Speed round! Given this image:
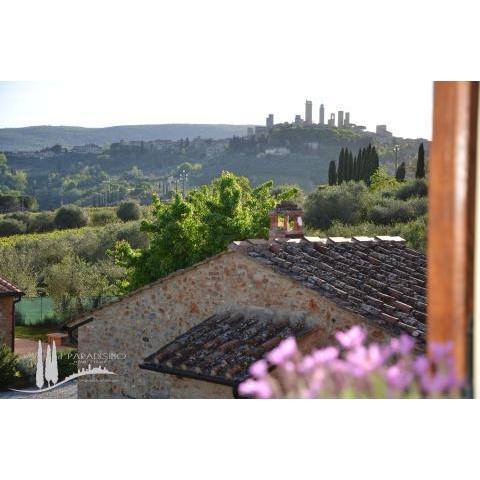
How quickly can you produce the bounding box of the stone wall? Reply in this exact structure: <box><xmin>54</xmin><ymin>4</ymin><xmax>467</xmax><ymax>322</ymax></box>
<box><xmin>77</xmin><ymin>250</ymin><xmax>392</xmax><ymax>399</ymax></box>
<box><xmin>0</xmin><ymin>296</ymin><xmax>14</xmax><ymax>350</ymax></box>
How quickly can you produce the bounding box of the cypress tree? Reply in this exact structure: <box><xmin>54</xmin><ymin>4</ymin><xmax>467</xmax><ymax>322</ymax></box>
<box><xmin>347</xmin><ymin>150</ymin><xmax>354</xmax><ymax>182</ymax></box>
<box><xmin>396</xmin><ymin>161</ymin><xmax>406</xmax><ymax>182</ymax></box>
<box><xmin>337</xmin><ymin>148</ymin><xmax>345</xmax><ymax>184</ymax></box>
<box><xmin>328</xmin><ymin>160</ymin><xmax>337</xmax><ymax>185</ymax></box>
<box><xmin>359</xmin><ymin>147</ymin><xmax>366</xmax><ymax>182</ymax></box>
<box><xmin>416</xmin><ymin>143</ymin><xmax>426</xmax><ymax>178</ymax></box>
<box><xmin>342</xmin><ymin>148</ymin><xmax>349</xmax><ymax>182</ymax></box>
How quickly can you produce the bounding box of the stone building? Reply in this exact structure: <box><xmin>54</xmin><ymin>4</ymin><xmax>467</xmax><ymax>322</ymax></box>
<box><xmin>66</xmin><ymin>204</ymin><xmax>427</xmax><ymax>399</ymax></box>
<box><xmin>0</xmin><ymin>277</ymin><xmax>23</xmax><ymax>351</ymax></box>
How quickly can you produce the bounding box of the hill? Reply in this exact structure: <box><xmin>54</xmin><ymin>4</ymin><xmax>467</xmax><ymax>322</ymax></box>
<box><xmin>0</xmin><ymin>124</ymin><xmax>253</xmax><ymax>151</ymax></box>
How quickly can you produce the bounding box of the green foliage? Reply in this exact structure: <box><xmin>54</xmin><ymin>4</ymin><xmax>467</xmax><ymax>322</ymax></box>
<box><xmin>54</xmin><ymin>205</ymin><xmax>89</xmax><ymax>229</ymax></box>
<box><xmin>303</xmin><ymin>182</ymin><xmax>367</xmax><ymax>229</ymax></box>
<box><xmin>16</xmin><ymin>353</ymin><xmax>37</xmax><ymax>384</ymax></box>
<box><xmin>331</xmin><ymin>143</ymin><xmax>380</xmax><ymax>186</ymax></box>
<box><xmin>270</xmin><ymin>184</ymin><xmax>304</xmax><ymax>206</ymax></box>
<box><xmin>395</xmin><ymin>162</ymin><xmax>406</xmax><ymax>182</ymax></box>
<box><xmin>0</xmin><ymin>221</ymin><xmax>147</xmax><ymax>301</ymax></box>
<box><xmin>111</xmin><ymin>171</ymin><xmax>293</xmax><ymax>290</ymax></box>
<box><xmin>367</xmin><ymin>197</ymin><xmax>427</xmax><ymax>225</ymax></box>
<box><xmin>26</xmin><ymin>211</ymin><xmax>55</xmax><ymax>233</ymax></box>
<box><xmin>416</xmin><ymin>143</ymin><xmax>426</xmax><ymax>178</ymax></box>
<box><xmin>57</xmin><ymin>349</ymin><xmax>78</xmax><ymax>379</ymax></box>
<box><xmin>395</xmin><ymin>178</ymin><xmax>428</xmax><ymax>200</ymax></box>
<box><xmin>328</xmin><ymin>160</ymin><xmax>337</xmax><ymax>186</ymax></box>
<box><xmin>309</xmin><ymin>215</ymin><xmax>427</xmax><ymax>253</ymax></box>
<box><xmin>91</xmin><ymin>209</ymin><xmax>117</xmax><ymax>226</ymax></box>
<box><xmin>0</xmin><ymin>344</ymin><xmax>18</xmax><ymax>390</ymax></box>
<box><xmin>117</xmin><ymin>200</ymin><xmax>142</xmax><ymax>222</ymax></box>
<box><xmin>0</xmin><ymin>218</ymin><xmax>26</xmax><ymax>236</ymax></box>
<box><xmin>44</xmin><ymin>255</ymin><xmax>122</xmax><ymax>318</ymax></box>
<box><xmin>0</xmin><ymin>152</ymin><xmax>28</xmax><ymax>194</ymax></box>
<box><xmin>369</xmin><ymin>167</ymin><xmax>398</xmax><ymax>192</ymax></box>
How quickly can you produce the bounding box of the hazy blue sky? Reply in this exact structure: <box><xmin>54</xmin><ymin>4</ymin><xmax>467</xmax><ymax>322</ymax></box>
<box><xmin>0</xmin><ymin>80</ymin><xmax>433</xmax><ymax>139</ymax></box>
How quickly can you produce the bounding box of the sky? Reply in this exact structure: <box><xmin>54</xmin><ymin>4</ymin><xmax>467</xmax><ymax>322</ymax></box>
<box><xmin>1</xmin><ymin>0</ymin><xmax>454</xmax><ymax>140</ymax></box>
<box><xmin>0</xmin><ymin>80</ymin><xmax>433</xmax><ymax>139</ymax></box>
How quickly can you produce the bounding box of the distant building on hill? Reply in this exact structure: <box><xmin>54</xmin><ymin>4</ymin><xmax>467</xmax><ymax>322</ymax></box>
<box><xmin>319</xmin><ymin>104</ymin><xmax>325</xmax><ymax>125</ymax></box>
<box><xmin>345</xmin><ymin>112</ymin><xmax>351</xmax><ymax>127</ymax></box>
<box><xmin>266</xmin><ymin>114</ymin><xmax>274</xmax><ymax>129</ymax></box>
<box><xmin>376</xmin><ymin>124</ymin><xmax>393</xmax><ymax>137</ymax></box>
<box><xmin>294</xmin><ymin>115</ymin><xmax>303</xmax><ymax>126</ymax></box>
<box><xmin>305</xmin><ymin>100</ymin><xmax>313</xmax><ymax>125</ymax></box>
<box><xmin>71</xmin><ymin>144</ymin><xmax>102</xmax><ymax>154</ymax></box>
<box><xmin>338</xmin><ymin>111</ymin><xmax>344</xmax><ymax>128</ymax></box>
<box><xmin>328</xmin><ymin>113</ymin><xmax>336</xmax><ymax>127</ymax></box>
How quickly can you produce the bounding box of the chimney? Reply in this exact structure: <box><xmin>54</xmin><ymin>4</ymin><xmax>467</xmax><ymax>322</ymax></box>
<box><xmin>268</xmin><ymin>201</ymin><xmax>304</xmax><ymax>241</ymax></box>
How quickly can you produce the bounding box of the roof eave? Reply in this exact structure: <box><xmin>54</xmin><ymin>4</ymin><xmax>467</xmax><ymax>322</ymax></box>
<box><xmin>139</xmin><ymin>362</ymin><xmax>237</xmax><ymax>388</ymax></box>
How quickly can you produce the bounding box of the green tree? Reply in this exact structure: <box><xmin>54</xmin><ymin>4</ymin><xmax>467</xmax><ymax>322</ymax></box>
<box><xmin>337</xmin><ymin>148</ymin><xmax>345</xmax><ymax>184</ymax></box>
<box><xmin>110</xmin><ymin>171</ymin><xmax>296</xmax><ymax>290</ymax></box>
<box><xmin>416</xmin><ymin>143</ymin><xmax>426</xmax><ymax>179</ymax></box>
<box><xmin>328</xmin><ymin>160</ymin><xmax>337</xmax><ymax>185</ymax></box>
<box><xmin>45</xmin><ymin>255</ymin><xmax>118</xmax><ymax>318</ymax></box>
<box><xmin>54</xmin><ymin>205</ymin><xmax>89</xmax><ymax>229</ymax></box>
<box><xmin>395</xmin><ymin>162</ymin><xmax>406</xmax><ymax>182</ymax></box>
<box><xmin>370</xmin><ymin>167</ymin><xmax>398</xmax><ymax>192</ymax></box>
<box><xmin>117</xmin><ymin>201</ymin><xmax>142</xmax><ymax>222</ymax></box>
<box><xmin>0</xmin><ymin>219</ymin><xmax>26</xmax><ymax>236</ymax></box>
<box><xmin>0</xmin><ymin>344</ymin><xmax>18</xmax><ymax>389</ymax></box>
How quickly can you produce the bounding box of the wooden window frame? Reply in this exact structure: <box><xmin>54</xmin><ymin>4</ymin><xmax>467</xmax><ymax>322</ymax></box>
<box><xmin>427</xmin><ymin>81</ymin><xmax>478</xmax><ymax>388</ymax></box>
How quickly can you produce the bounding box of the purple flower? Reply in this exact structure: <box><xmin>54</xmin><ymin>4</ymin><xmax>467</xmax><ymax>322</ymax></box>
<box><xmin>266</xmin><ymin>337</ymin><xmax>298</xmax><ymax>365</ymax></box>
<box><xmin>312</xmin><ymin>346</ymin><xmax>339</xmax><ymax>364</ymax></box>
<box><xmin>298</xmin><ymin>355</ymin><xmax>316</xmax><ymax>374</ymax></box>
<box><xmin>430</xmin><ymin>342</ymin><xmax>454</xmax><ymax>362</ymax></box>
<box><xmin>413</xmin><ymin>355</ymin><xmax>429</xmax><ymax>375</ymax></box>
<box><xmin>335</xmin><ymin>326</ymin><xmax>366</xmax><ymax>349</ymax></box>
<box><xmin>385</xmin><ymin>364</ymin><xmax>413</xmax><ymax>391</ymax></box>
<box><xmin>249</xmin><ymin>359</ymin><xmax>268</xmax><ymax>378</ymax></box>
<box><xmin>390</xmin><ymin>334</ymin><xmax>416</xmax><ymax>355</ymax></box>
<box><xmin>238</xmin><ymin>379</ymin><xmax>273</xmax><ymax>399</ymax></box>
<box><xmin>345</xmin><ymin>344</ymin><xmax>384</xmax><ymax>376</ymax></box>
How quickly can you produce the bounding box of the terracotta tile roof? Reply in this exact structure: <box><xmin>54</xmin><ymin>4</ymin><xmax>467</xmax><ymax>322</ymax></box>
<box><xmin>231</xmin><ymin>236</ymin><xmax>427</xmax><ymax>343</ymax></box>
<box><xmin>0</xmin><ymin>276</ymin><xmax>23</xmax><ymax>296</ymax></box>
<box><xmin>141</xmin><ymin>308</ymin><xmax>314</xmax><ymax>386</ymax></box>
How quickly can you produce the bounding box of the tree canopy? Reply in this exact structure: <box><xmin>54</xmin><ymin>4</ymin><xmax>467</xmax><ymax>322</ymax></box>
<box><xmin>110</xmin><ymin>171</ymin><xmax>297</xmax><ymax>291</ymax></box>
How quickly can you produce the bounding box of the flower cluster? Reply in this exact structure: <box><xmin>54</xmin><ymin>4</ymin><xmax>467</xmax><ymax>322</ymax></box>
<box><xmin>238</xmin><ymin>326</ymin><xmax>462</xmax><ymax>399</ymax></box>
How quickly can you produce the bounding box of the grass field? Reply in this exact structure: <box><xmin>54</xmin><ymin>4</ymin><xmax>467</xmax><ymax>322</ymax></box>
<box><xmin>15</xmin><ymin>326</ymin><xmax>56</xmax><ymax>341</ymax></box>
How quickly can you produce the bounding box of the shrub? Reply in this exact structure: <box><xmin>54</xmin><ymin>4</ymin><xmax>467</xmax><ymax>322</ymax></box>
<box><xmin>0</xmin><ymin>218</ymin><xmax>26</xmax><ymax>236</ymax></box>
<box><xmin>407</xmin><ymin>196</ymin><xmax>428</xmax><ymax>217</ymax></box>
<box><xmin>0</xmin><ymin>344</ymin><xmax>18</xmax><ymax>390</ymax></box>
<box><xmin>54</xmin><ymin>205</ymin><xmax>89</xmax><ymax>229</ymax></box>
<box><xmin>395</xmin><ymin>179</ymin><xmax>428</xmax><ymax>200</ymax></box>
<box><xmin>366</xmin><ymin>196</ymin><xmax>426</xmax><ymax>226</ymax></box>
<box><xmin>304</xmin><ymin>182</ymin><xmax>367</xmax><ymax>229</ymax></box>
<box><xmin>116</xmin><ymin>201</ymin><xmax>142</xmax><ymax>222</ymax></box>
<box><xmin>27</xmin><ymin>212</ymin><xmax>55</xmax><ymax>233</ymax></box>
<box><xmin>5</xmin><ymin>212</ymin><xmax>32</xmax><ymax>224</ymax></box>
<box><xmin>56</xmin><ymin>348</ymin><xmax>78</xmax><ymax>379</ymax></box>
<box><xmin>16</xmin><ymin>353</ymin><xmax>36</xmax><ymax>384</ymax></box>
<box><xmin>368</xmin><ymin>200</ymin><xmax>413</xmax><ymax>225</ymax></box>
<box><xmin>91</xmin><ymin>209</ymin><xmax>117</xmax><ymax>226</ymax></box>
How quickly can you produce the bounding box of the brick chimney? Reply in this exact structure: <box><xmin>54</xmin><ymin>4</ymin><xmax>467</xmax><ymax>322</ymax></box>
<box><xmin>268</xmin><ymin>201</ymin><xmax>304</xmax><ymax>241</ymax></box>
